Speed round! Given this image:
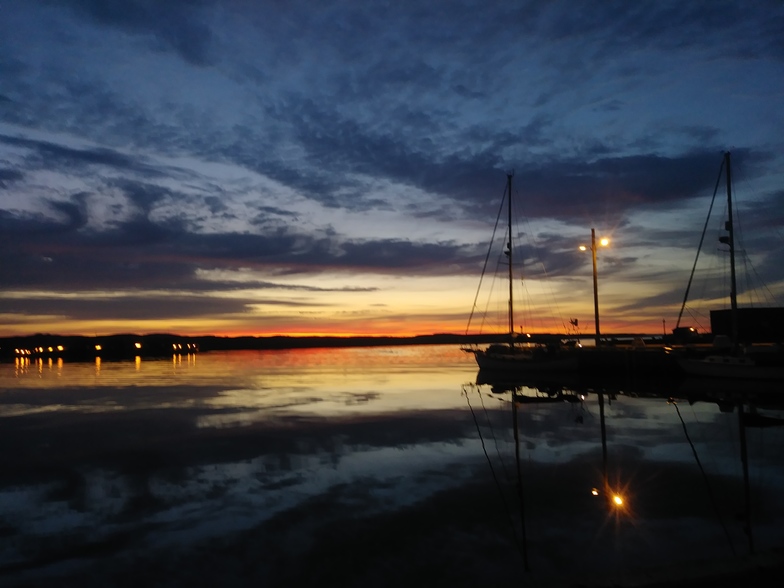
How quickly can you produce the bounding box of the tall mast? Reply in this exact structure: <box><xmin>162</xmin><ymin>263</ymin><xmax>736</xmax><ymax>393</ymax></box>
<box><xmin>725</xmin><ymin>151</ymin><xmax>739</xmax><ymax>347</ymax></box>
<box><xmin>506</xmin><ymin>173</ymin><xmax>514</xmax><ymax>342</ymax></box>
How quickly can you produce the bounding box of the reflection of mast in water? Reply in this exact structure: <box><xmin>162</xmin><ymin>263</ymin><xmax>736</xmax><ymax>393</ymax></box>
<box><xmin>737</xmin><ymin>401</ymin><xmax>753</xmax><ymax>554</ymax></box>
<box><xmin>465</xmin><ymin>377</ymin><xmax>585</xmax><ymax>573</ymax></box>
<box><xmin>669</xmin><ymin>396</ymin><xmax>736</xmax><ymax>555</ymax></box>
<box><xmin>462</xmin><ymin>381</ymin><xmax>531</xmax><ymax>571</ymax></box>
<box><xmin>672</xmin><ymin>390</ymin><xmax>784</xmax><ymax>556</ymax></box>
<box><xmin>510</xmin><ymin>385</ymin><xmax>530</xmax><ymax>572</ymax></box>
<box><xmin>736</xmin><ymin>398</ymin><xmax>784</xmax><ymax>554</ymax></box>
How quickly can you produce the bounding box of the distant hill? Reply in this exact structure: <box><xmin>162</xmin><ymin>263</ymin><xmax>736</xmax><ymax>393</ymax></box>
<box><xmin>0</xmin><ymin>332</ymin><xmax>509</xmax><ymax>362</ymax></box>
<box><xmin>1</xmin><ymin>331</ymin><xmax>669</xmax><ymax>362</ymax></box>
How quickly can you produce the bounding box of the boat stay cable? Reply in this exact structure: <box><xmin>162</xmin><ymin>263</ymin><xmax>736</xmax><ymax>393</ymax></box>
<box><xmin>466</xmin><ymin>183</ymin><xmax>509</xmax><ymax>336</ymax></box>
<box><xmin>675</xmin><ymin>158</ymin><xmax>725</xmax><ymax>330</ymax></box>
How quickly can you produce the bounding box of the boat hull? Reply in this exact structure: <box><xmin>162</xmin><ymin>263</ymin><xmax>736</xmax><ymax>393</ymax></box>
<box><xmin>473</xmin><ymin>348</ymin><xmax>579</xmax><ymax>373</ymax></box>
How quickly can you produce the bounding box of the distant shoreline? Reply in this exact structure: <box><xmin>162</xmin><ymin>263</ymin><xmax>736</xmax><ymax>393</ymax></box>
<box><xmin>0</xmin><ymin>331</ymin><xmax>670</xmax><ymax>362</ymax></box>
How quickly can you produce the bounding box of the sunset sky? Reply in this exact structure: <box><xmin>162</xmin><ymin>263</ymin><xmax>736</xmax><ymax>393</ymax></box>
<box><xmin>1</xmin><ymin>0</ymin><xmax>783</xmax><ymax>337</ymax></box>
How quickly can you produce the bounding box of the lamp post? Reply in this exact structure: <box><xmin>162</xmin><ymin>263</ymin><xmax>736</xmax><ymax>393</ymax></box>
<box><xmin>591</xmin><ymin>229</ymin><xmax>601</xmax><ymax>347</ymax></box>
<box><xmin>579</xmin><ymin>229</ymin><xmax>609</xmax><ymax>347</ymax></box>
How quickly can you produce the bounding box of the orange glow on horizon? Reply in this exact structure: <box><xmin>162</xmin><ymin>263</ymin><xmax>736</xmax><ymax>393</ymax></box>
<box><xmin>0</xmin><ymin>307</ymin><xmax>680</xmax><ymax>339</ymax></box>
<box><xmin>0</xmin><ymin>317</ymin><xmax>679</xmax><ymax>339</ymax></box>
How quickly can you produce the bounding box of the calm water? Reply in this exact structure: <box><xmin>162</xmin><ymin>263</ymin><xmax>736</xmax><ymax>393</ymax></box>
<box><xmin>1</xmin><ymin>345</ymin><xmax>782</xmax><ymax>586</ymax></box>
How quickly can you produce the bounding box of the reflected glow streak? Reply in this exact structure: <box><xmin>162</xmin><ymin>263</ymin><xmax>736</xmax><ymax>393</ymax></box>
<box><xmin>1</xmin><ymin>346</ymin><xmax>478</xmax><ymax>420</ymax></box>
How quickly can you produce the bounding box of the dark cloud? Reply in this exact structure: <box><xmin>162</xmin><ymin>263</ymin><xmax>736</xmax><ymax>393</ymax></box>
<box><xmin>53</xmin><ymin>0</ymin><xmax>214</xmax><ymax>66</ymax></box>
<box><xmin>0</xmin><ymin>134</ymin><xmax>164</xmax><ymax>178</ymax></box>
<box><xmin>535</xmin><ymin>1</ymin><xmax>784</xmax><ymax>63</ymax></box>
<box><xmin>2</xmin><ymin>294</ymin><xmax>253</xmax><ymax>322</ymax></box>
<box><xmin>48</xmin><ymin>193</ymin><xmax>90</xmax><ymax>229</ymax></box>
<box><xmin>512</xmin><ymin>149</ymin><xmax>762</xmax><ymax>222</ymax></box>
<box><xmin>0</xmin><ymin>167</ymin><xmax>24</xmax><ymax>188</ymax></box>
<box><xmin>0</xmin><ymin>197</ymin><xmax>477</xmax><ymax>294</ymax></box>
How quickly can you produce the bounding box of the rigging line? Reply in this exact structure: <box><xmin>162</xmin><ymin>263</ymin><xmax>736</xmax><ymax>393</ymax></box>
<box><xmin>466</xmin><ymin>183</ymin><xmax>509</xmax><ymax>335</ymax></box>
<box><xmin>462</xmin><ymin>385</ymin><xmax>525</xmax><ymax>559</ymax></box>
<box><xmin>745</xmin><ymin>250</ymin><xmax>780</xmax><ymax>306</ymax></box>
<box><xmin>478</xmin><ymin>387</ymin><xmax>512</xmax><ymax>481</ymax></box>
<box><xmin>538</xmin><ymin>261</ymin><xmax>570</xmax><ymax>334</ymax></box>
<box><xmin>514</xmin><ymin>185</ymin><xmax>569</xmax><ymax>336</ymax></box>
<box><xmin>670</xmin><ymin>399</ymin><xmax>737</xmax><ymax>556</ymax></box>
<box><xmin>729</xmin><ymin>173</ymin><xmax>764</xmax><ymax>303</ymax></box>
<box><xmin>730</xmin><ymin>188</ymin><xmax>755</xmax><ymax>305</ymax></box>
<box><xmin>683</xmin><ymin>306</ymin><xmax>709</xmax><ymax>333</ymax></box>
<box><xmin>676</xmin><ymin>158</ymin><xmax>725</xmax><ymax>329</ymax></box>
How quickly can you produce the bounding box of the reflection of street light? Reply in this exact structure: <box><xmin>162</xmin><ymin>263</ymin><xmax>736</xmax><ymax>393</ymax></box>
<box><xmin>579</xmin><ymin>229</ymin><xmax>609</xmax><ymax>347</ymax></box>
<box><xmin>581</xmin><ymin>230</ymin><xmax>612</xmax><ymax>507</ymax></box>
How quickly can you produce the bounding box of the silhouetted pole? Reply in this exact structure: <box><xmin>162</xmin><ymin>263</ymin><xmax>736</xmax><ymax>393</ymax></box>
<box><xmin>724</xmin><ymin>152</ymin><xmax>739</xmax><ymax>350</ymax></box>
<box><xmin>591</xmin><ymin>228</ymin><xmax>601</xmax><ymax>347</ymax></box>
<box><xmin>506</xmin><ymin>173</ymin><xmax>515</xmax><ymax>343</ymax></box>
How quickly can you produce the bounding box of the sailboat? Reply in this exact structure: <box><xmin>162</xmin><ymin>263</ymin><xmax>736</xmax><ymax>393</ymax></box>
<box><xmin>676</xmin><ymin>152</ymin><xmax>784</xmax><ymax>380</ymax></box>
<box><xmin>468</xmin><ymin>173</ymin><xmax>579</xmax><ymax>374</ymax></box>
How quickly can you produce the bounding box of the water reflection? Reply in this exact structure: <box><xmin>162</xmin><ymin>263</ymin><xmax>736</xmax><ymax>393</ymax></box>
<box><xmin>0</xmin><ymin>347</ymin><xmax>782</xmax><ymax>586</ymax></box>
<box><xmin>477</xmin><ymin>372</ymin><xmax>784</xmax><ymax>572</ymax></box>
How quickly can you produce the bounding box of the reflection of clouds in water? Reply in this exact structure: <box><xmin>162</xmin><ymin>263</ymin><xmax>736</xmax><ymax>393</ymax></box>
<box><xmin>343</xmin><ymin>391</ymin><xmax>379</xmax><ymax>405</ymax></box>
<box><xmin>196</xmin><ymin>387</ymin><xmax>381</xmax><ymax>423</ymax></box>
<box><xmin>0</xmin><ymin>436</ymin><xmax>485</xmax><ymax>569</ymax></box>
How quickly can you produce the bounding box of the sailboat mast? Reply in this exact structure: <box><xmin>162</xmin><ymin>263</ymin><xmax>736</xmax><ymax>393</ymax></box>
<box><xmin>725</xmin><ymin>151</ymin><xmax>739</xmax><ymax>347</ymax></box>
<box><xmin>506</xmin><ymin>173</ymin><xmax>514</xmax><ymax>342</ymax></box>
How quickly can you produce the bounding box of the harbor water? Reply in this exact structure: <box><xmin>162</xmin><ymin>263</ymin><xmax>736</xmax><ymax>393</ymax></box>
<box><xmin>1</xmin><ymin>345</ymin><xmax>782</xmax><ymax>586</ymax></box>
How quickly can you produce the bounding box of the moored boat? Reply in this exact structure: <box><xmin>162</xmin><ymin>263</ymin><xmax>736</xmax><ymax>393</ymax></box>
<box><xmin>675</xmin><ymin>152</ymin><xmax>784</xmax><ymax>380</ymax></box>
<box><xmin>465</xmin><ymin>173</ymin><xmax>578</xmax><ymax>374</ymax></box>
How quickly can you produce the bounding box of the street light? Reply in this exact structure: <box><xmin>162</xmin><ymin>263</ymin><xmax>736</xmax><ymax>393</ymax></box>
<box><xmin>579</xmin><ymin>229</ymin><xmax>609</xmax><ymax>347</ymax></box>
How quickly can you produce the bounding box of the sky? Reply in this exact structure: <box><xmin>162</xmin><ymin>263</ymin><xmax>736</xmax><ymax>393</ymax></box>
<box><xmin>1</xmin><ymin>0</ymin><xmax>783</xmax><ymax>338</ymax></box>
